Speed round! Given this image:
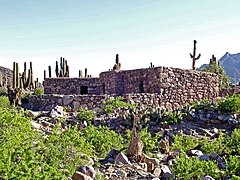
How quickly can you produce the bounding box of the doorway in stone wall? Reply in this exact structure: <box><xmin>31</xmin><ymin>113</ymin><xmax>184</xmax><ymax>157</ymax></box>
<box><xmin>139</xmin><ymin>81</ymin><xmax>144</xmax><ymax>93</ymax></box>
<box><xmin>80</xmin><ymin>86</ymin><xmax>88</xmax><ymax>94</ymax></box>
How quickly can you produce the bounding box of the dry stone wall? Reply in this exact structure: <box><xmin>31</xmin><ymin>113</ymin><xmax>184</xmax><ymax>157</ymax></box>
<box><xmin>27</xmin><ymin>94</ymin><xmax>108</xmax><ymax>111</ymax></box>
<box><xmin>37</xmin><ymin>66</ymin><xmax>220</xmax><ymax>111</ymax></box>
<box><xmin>44</xmin><ymin>77</ymin><xmax>101</xmax><ymax>95</ymax></box>
<box><xmin>100</xmin><ymin>66</ymin><xmax>219</xmax><ymax>100</ymax></box>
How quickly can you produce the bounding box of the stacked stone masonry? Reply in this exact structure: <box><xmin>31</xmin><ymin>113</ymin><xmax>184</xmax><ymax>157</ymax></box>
<box><xmin>33</xmin><ymin>66</ymin><xmax>220</xmax><ymax>110</ymax></box>
<box><xmin>44</xmin><ymin>77</ymin><xmax>101</xmax><ymax>95</ymax></box>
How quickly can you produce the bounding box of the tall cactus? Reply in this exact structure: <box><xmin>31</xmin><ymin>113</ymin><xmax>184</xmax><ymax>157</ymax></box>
<box><xmin>44</xmin><ymin>70</ymin><xmax>46</xmax><ymax>80</ymax></box>
<box><xmin>13</xmin><ymin>62</ymin><xmax>16</xmax><ymax>88</ymax></box>
<box><xmin>28</xmin><ymin>62</ymin><xmax>35</xmax><ymax>89</ymax></box>
<box><xmin>55</xmin><ymin>61</ymin><xmax>59</xmax><ymax>77</ymax></box>
<box><xmin>85</xmin><ymin>68</ymin><xmax>87</xmax><ymax>78</ymax></box>
<box><xmin>48</xmin><ymin>66</ymin><xmax>51</xmax><ymax>78</ymax></box>
<box><xmin>16</xmin><ymin>63</ymin><xmax>19</xmax><ymax>88</ymax></box>
<box><xmin>53</xmin><ymin>57</ymin><xmax>70</xmax><ymax>77</ymax></box>
<box><xmin>190</xmin><ymin>40</ymin><xmax>201</xmax><ymax>70</ymax></box>
<box><xmin>22</xmin><ymin>62</ymin><xmax>27</xmax><ymax>88</ymax></box>
<box><xmin>79</xmin><ymin>70</ymin><xmax>83</xmax><ymax>78</ymax></box>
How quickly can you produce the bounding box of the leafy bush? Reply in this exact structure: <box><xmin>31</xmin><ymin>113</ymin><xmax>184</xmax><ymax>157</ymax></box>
<box><xmin>76</xmin><ymin>107</ymin><xmax>95</xmax><ymax>125</ymax></box>
<box><xmin>103</xmin><ymin>96</ymin><xmax>135</xmax><ymax>114</ymax></box>
<box><xmin>173</xmin><ymin>154</ymin><xmax>221</xmax><ymax>179</ymax></box>
<box><xmin>224</xmin><ymin>128</ymin><xmax>240</xmax><ymax>155</ymax></box>
<box><xmin>81</xmin><ymin>125</ymin><xmax>124</xmax><ymax>157</ymax></box>
<box><xmin>0</xmin><ymin>87</ymin><xmax>7</xmax><ymax>96</ymax></box>
<box><xmin>33</xmin><ymin>88</ymin><xmax>44</xmax><ymax>95</ymax></box>
<box><xmin>163</xmin><ymin>110</ymin><xmax>184</xmax><ymax>125</ymax></box>
<box><xmin>171</xmin><ymin>134</ymin><xmax>199</xmax><ymax>153</ymax></box>
<box><xmin>0</xmin><ymin>108</ymin><xmax>95</xmax><ymax>179</ymax></box>
<box><xmin>0</xmin><ymin>96</ymin><xmax>10</xmax><ymax>108</ymax></box>
<box><xmin>225</xmin><ymin>155</ymin><xmax>240</xmax><ymax>176</ymax></box>
<box><xmin>218</xmin><ymin>94</ymin><xmax>240</xmax><ymax>113</ymax></box>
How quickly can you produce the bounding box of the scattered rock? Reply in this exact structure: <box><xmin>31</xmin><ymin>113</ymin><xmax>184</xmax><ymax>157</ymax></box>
<box><xmin>153</xmin><ymin>167</ymin><xmax>161</xmax><ymax>177</ymax></box>
<box><xmin>188</xmin><ymin>150</ymin><xmax>204</xmax><ymax>157</ymax></box>
<box><xmin>31</xmin><ymin>121</ymin><xmax>41</xmax><ymax>129</ymax></box>
<box><xmin>63</xmin><ymin>95</ymin><xmax>74</xmax><ymax>106</ymax></box>
<box><xmin>72</xmin><ymin>171</ymin><xmax>93</xmax><ymax>180</ymax></box>
<box><xmin>159</xmin><ymin>139</ymin><xmax>170</xmax><ymax>153</ymax></box>
<box><xmin>199</xmin><ymin>154</ymin><xmax>210</xmax><ymax>161</ymax></box>
<box><xmin>49</xmin><ymin>105</ymin><xmax>64</xmax><ymax>118</ymax></box>
<box><xmin>161</xmin><ymin>165</ymin><xmax>172</xmax><ymax>179</ymax></box>
<box><xmin>114</xmin><ymin>152</ymin><xmax>130</xmax><ymax>165</ymax></box>
<box><xmin>28</xmin><ymin>110</ymin><xmax>41</xmax><ymax>118</ymax></box>
<box><xmin>202</xmin><ymin>176</ymin><xmax>215</xmax><ymax>180</ymax></box>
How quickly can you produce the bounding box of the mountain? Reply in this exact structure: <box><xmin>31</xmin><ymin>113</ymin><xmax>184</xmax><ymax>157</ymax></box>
<box><xmin>198</xmin><ymin>52</ymin><xmax>240</xmax><ymax>84</ymax></box>
<box><xmin>219</xmin><ymin>52</ymin><xmax>240</xmax><ymax>84</ymax></box>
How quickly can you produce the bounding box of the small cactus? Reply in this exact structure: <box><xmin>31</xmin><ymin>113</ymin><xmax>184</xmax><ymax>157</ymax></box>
<box><xmin>190</xmin><ymin>40</ymin><xmax>201</xmax><ymax>70</ymax></box>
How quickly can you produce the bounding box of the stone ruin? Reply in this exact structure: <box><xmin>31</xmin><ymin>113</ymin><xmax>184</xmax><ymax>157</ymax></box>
<box><xmin>28</xmin><ymin>56</ymin><xmax>220</xmax><ymax>111</ymax></box>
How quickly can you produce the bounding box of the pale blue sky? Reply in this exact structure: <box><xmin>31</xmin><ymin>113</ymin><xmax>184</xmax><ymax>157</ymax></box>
<box><xmin>0</xmin><ymin>0</ymin><xmax>240</xmax><ymax>81</ymax></box>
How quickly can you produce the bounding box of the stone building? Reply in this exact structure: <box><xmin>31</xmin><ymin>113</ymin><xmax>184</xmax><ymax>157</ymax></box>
<box><xmin>42</xmin><ymin>66</ymin><xmax>219</xmax><ymax>109</ymax></box>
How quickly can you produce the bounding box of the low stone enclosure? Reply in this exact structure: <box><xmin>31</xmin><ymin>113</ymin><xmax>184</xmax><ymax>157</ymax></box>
<box><xmin>27</xmin><ymin>66</ymin><xmax>220</xmax><ymax>111</ymax></box>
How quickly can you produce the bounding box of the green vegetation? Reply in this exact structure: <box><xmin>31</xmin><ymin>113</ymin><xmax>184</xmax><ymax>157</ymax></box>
<box><xmin>199</xmin><ymin>55</ymin><xmax>230</xmax><ymax>88</ymax></box>
<box><xmin>76</xmin><ymin>107</ymin><xmax>95</xmax><ymax>125</ymax></box>
<box><xmin>81</xmin><ymin>125</ymin><xmax>124</xmax><ymax>157</ymax></box>
<box><xmin>33</xmin><ymin>88</ymin><xmax>44</xmax><ymax>95</ymax></box>
<box><xmin>0</xmin><ymin>87</ymin><xmax>7</xmax><ymax>96</ymax></box>
<box><xmin>173</xmin><ymin>154</ymin><xmax>221</xmax><ymax>180</ymax></box>
<box><xmin>0</xmin><ymin>108</ymin><xmax>124</xmax><ymax>179</ymax></box>
<box><xmin>218</xmin><ymin>94</ymin><xmax>240</xmax><ymax>113</ymax></box>
<box><xmin>103</xmin><ymin>96</ymin><xmax>135</xmax><ymax>114</ymax></box>
<box><xmin>0</xmin><ymin>92</ymin><xmax>239</xmax><ymax>179</ymax></box>
<box><xmin>0</xmin><ymin>96</ymin><xmax>10</xmax><ymax>108</ymax></box>
<box><xmin>172</xmin><ymin>128</ymin><xmax>240</xmax><ymax>179</ymax></box>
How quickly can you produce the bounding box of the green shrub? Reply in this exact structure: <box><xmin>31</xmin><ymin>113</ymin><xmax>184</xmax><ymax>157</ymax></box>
<box><xmin>103</xmin><ymin>96</ymin><xmax>135</xmax><ymax>114</ymax></box>
<box><xmin>225</xmin><ymin>155</ymin><xmax>240</xmax><ymax>176</ymax></box>
<box><xmin>200</xmin><ymin>132</ymin><xmax>226</xmax><ymax>155</ymax></box>
<box><xmin>171</xmin><ymin>134</ymin><xmax>199</xmax><ymax>153</ymax></box>
<box><xmin>33</xmin><ymin>88</ymin><xmax>44</xmax><ymax>95</ymax></box>
<box><xmin>225</xmin><ymin>128</ymin><xmax>240</xmax><ymax>155</ymax></box>
<box><xmin>0</xmin><ymin>87</ymin><xmax>7</xmax><ymax>96</ymax></box>
<box><xmin>0</xmin><ymin>108</ymin><xmax>94</xmax><ymax>179</ymax></box>
<box><xmin>76</xmin><ymin>107</ymin><xmax>95</xmax><ymax>125</ymax></box>
<box><xmin>173</xmin><ymin>154</ymin><xmax>221</xmax><ymax>179</ymax></box>
<box><xmin>218</xmin><ymin>94</ymin><xmax>240</xmax><ymax>113</ymax></box>
<box><xmin>163</xmin><ymin>110</ymin><xmax>184</xmax><ymax>125</ymax></box>
<box><xmin>0</xmin><ymin>96</ymin><xmax>10</xmax><ymax>108</ymax></box>
<box><xmin>81</xmin><ymin>125</ymin><xmax>124</xmax><ymax>157</ymax></box>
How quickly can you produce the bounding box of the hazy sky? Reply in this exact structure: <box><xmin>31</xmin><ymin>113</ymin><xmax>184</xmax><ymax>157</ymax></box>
<box><xmin>0</xmin><ymin>0</ymin><xmax>240</xmax><ymax>81</ymax></box>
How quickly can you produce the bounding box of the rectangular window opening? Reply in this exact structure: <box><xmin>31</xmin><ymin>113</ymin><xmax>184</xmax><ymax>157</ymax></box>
<box><xmin>80</xmin><ymin>86</ymin><xmax>88</xmax><ymax>94</ymax></box>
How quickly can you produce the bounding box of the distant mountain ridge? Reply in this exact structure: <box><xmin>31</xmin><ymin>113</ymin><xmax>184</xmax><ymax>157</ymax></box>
<box><xmin>198</xmin><ymin>52</ymin><xmax>240</xmax><ymax>84</ymax></box>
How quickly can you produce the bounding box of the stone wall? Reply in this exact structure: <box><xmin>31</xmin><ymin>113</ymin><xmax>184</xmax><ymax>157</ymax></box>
<box><xmin>39</xmin><ymin>66</ymin><xmax>220</xmax><ymax>111</ymax></box>
<box><xmin>27</xmin><ymin>94</ymin><xmax>108</xmax><ymax>111</ymax></box>
<box><xmin>0</xmin><ymin>66</ymin><xmax>13</xmax><ymax>86</ymax></box>
<box><xmin>44</xmin><ymin>77</ymin><xmax>102</xmax><ymax>95</ymax></box>
<box><xmin>100</xmin><ymin>66</ymin><xmax>219</xmax><ymax>99</ymax></box>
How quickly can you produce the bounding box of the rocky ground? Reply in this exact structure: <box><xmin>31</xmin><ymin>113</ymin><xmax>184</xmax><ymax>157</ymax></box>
<box><xmin>28</xmin><ymin>105</ymin><xmax>239</xmax><ymax>180</ymax></box>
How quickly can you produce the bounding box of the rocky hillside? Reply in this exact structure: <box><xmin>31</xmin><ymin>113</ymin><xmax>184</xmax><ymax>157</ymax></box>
<box><xmin>0</xmin><ymin>65</ymin><xmax>13</xmax><ymax>86</ymax></box>
<box><xmin>220</xmin><ymin>52</ymin><xmax>240</xmax><ymax>84</ymax></box>
<box><xmin>198</xmin><ymin>52</ymin><xmax>240</xmax><ymax>84</ymax></box>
